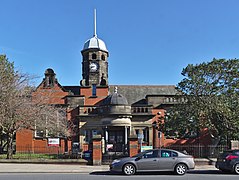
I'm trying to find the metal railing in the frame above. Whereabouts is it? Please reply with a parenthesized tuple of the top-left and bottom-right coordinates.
(165, 144, 229, 158)
(0, 146, 82, 159)
(0, 144, 229, 159)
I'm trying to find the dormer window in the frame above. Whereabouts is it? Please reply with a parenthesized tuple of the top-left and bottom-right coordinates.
(92, 53, 97, 59)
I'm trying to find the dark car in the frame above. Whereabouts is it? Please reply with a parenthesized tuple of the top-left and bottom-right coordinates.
(110, 149, 195, 175)
(215, 149, 239, 174)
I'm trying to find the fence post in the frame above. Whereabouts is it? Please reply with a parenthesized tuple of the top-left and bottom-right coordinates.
(129, 135, 139, 157)
(92, 135, 102, 166)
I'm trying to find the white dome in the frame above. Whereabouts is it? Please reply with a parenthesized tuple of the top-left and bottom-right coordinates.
(83, 36, 108, 52)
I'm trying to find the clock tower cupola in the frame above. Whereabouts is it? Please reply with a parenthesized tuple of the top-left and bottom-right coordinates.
(80, 9, 109, 87)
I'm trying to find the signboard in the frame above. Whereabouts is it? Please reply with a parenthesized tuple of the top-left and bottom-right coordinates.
(231, 140, 239, 150)
(48, 138, 60, 147)
(141, 146, 153, 152)
(106, 144, 113, 151)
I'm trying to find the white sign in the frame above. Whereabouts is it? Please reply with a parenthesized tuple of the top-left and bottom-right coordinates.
(106, 144, 113, 151)
(141, 146, 153, 152)
(48, 138, 60, 147)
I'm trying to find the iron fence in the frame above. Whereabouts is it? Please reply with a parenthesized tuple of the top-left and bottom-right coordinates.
(165, 144, 229, 158)
(0, 146, 81, 159)
(0, 144, 229, 159)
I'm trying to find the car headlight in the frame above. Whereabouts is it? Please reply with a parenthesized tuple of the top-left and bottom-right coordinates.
(112, 159, 121, 164)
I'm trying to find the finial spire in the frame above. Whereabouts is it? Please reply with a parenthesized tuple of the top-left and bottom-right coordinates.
(94, 9, 97, 37)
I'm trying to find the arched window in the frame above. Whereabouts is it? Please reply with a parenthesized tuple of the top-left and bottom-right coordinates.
(101, 55, 105, 60)
(92, 53, 97, 59)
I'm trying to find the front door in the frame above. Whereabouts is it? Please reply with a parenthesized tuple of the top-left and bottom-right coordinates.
(136, 150, 159, 171)
(108, 128, 125, 152)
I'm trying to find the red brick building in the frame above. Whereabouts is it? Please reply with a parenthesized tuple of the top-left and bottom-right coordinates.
(16, 13, 213, 158)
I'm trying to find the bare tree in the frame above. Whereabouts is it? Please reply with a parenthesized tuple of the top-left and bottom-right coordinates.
(0, 55, 68, 159)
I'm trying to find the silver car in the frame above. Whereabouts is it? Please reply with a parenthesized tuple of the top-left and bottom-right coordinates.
(110, 149, 195, 175)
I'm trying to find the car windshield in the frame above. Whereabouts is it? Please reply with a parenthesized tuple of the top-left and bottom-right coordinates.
(219, 150, 233, 158)
(234, 150, 239, 155)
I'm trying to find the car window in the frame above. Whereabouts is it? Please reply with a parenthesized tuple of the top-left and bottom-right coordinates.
(172, 151, 178, 157)
(161, 150, 171, 158)
(142, 150, 158, 158)
(220, 150, 233, 158)
(132, 152, 145, 158)
(234, 151, 239, 156)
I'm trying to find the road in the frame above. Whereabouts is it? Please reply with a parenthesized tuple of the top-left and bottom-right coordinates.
(0, 170, 238, 180)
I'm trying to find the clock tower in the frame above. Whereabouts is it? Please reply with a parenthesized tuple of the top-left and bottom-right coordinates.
(80, 10, 109, 87)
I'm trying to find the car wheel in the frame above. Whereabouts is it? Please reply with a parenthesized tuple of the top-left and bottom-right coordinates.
(234, 163, 239, 174)
(174, 163, 187, 175)
(123, 163, 136, 175)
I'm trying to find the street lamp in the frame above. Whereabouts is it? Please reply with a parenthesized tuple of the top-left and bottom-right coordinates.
(152, 121, 159, 148)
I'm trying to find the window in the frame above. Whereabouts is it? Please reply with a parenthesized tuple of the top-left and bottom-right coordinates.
(35, 129, 45, 138)
(143, 128, 149, 142)
(101, 54, 105, 60)
(172, 151, 178, 157)
(92, 84, 96, 96)
(161, 150, 171, 158)
(135, 128, 149, 143)
(84, 130, 90, 143)
(84, 129, 101, 143)
(143, 150, 158, 158)
(92, 130, 98, 136)
(92, 53, 97, 59)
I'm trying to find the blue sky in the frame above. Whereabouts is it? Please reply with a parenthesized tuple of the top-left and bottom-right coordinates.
(0, 0, 239, 86)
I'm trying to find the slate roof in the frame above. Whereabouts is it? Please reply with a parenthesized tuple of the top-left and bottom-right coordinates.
(109, 85, 177, 105)
(63, 86, 80, 95)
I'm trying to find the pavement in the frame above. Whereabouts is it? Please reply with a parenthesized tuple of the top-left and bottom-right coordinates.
(0, 163, 217, 173)
(0, 159, 218, 173)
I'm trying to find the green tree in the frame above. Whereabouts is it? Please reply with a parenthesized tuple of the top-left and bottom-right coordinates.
(0, 55, 68, 159)
(166, 58, 239, 145)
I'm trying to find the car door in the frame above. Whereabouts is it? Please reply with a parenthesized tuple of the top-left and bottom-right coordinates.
(158, 150, 177, 170)
(135, 150, 159, 171)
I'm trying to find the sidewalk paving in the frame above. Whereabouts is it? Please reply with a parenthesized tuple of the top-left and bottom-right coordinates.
(0, 163, 217, 174)
(0, 158, 218, 173)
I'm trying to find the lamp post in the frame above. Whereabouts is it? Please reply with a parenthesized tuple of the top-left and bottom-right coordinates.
(152, 111, 165, 149)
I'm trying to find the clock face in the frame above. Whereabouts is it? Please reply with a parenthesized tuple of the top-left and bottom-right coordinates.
(89, 62, 98, 72)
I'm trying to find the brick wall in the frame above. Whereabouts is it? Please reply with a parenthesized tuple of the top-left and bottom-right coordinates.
(129, 136, 139, 157)
(16, 81, 70, 153)
(92, 136, 102, 166)
(32, 83, 69, 105)
(16, 129, 33, 151)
